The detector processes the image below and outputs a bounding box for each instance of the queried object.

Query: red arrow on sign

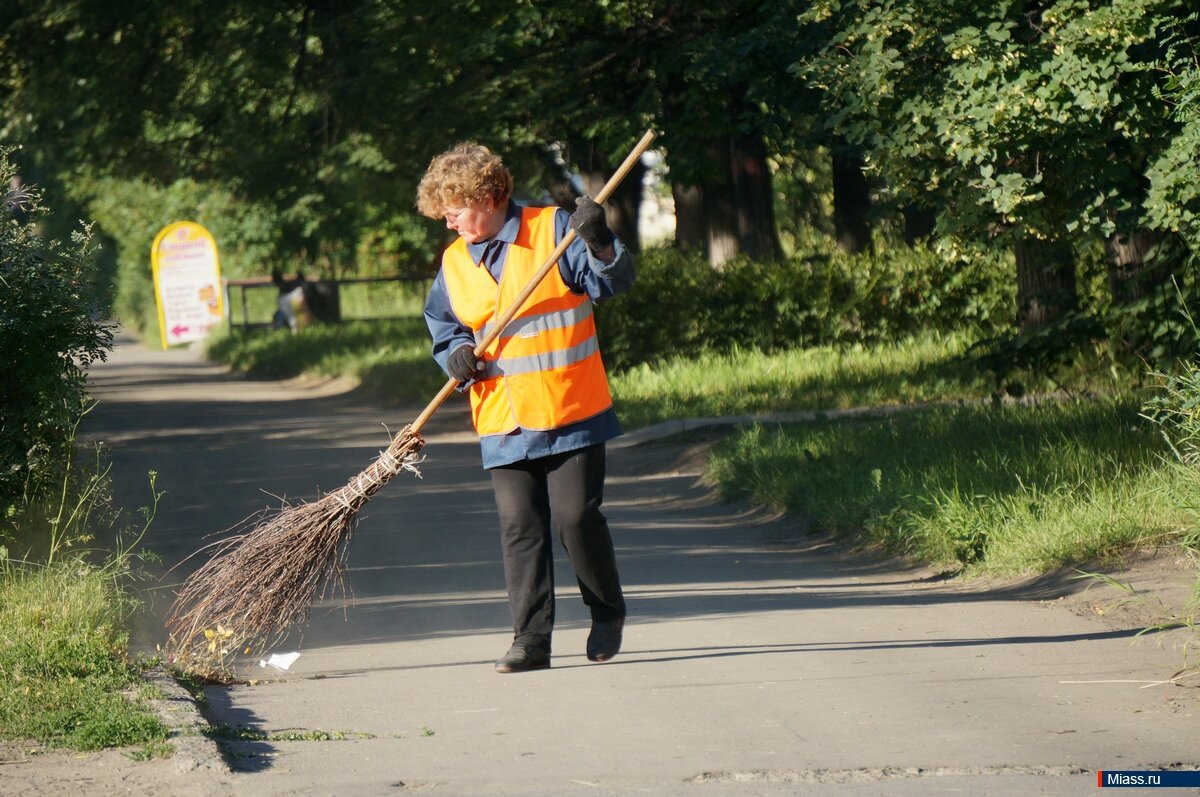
[171,324,190,337]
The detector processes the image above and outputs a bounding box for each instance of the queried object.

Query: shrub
[0,152,112,520]
[596,241,1012,372]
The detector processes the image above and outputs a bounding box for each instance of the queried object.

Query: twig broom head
[165,426,425,680]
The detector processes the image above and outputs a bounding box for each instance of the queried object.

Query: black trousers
[490,443,626,652]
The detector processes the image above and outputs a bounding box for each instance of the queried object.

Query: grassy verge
[208,321,999,422]
[206,318,446,405]
[708,398,1192,576]
[608,333,993,428]
[0,558,169,753]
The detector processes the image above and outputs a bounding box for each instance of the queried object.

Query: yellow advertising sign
[151,221,224,349]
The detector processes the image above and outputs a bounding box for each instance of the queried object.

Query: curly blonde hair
[416,142,513,219]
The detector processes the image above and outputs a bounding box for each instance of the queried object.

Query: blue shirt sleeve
[423,270,476,376]
[553,208,636,302]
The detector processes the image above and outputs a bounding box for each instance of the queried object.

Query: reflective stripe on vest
[440,205,614,436]
[483,336,599,379]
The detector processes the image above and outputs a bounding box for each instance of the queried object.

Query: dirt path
[4,333,1198,796]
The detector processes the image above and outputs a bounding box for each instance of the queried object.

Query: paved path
[15,334,1200,795]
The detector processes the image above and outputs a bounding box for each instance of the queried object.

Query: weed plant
[709,399,1189,574]
[0,561,168,751]
[0,427,168,753]
[1144,354,1200,605]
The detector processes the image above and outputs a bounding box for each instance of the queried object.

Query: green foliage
[1144,14,1200,250]
[0,560,168,751]
[596,242,1013,372]
[709,399,1187,571]
[1143,335,1200,556]
[969,250,1200,393]
[5,0,1199,376]
[802,0,1179,243]
[0,153,112,519]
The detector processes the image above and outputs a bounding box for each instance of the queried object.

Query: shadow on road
[82,338,1113,661]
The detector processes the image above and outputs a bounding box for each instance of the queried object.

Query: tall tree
[802,0,1188,332]
[539,0,795,266]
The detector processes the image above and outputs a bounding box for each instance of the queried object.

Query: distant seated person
[271,268,312,333]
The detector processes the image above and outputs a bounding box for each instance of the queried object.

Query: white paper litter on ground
[258,651,301,671]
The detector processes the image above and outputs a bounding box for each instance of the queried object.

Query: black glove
[569,196,614,252]
[447,344,484,382]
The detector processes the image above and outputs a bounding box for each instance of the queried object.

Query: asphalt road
[71,333,1199,796]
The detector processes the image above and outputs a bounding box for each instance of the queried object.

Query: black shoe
[494,643,550,673]
[586,618,624,662]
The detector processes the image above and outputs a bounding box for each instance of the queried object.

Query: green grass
[0,560,169,751]
[708,398,1191,574]
[208,322,998,421]
[608,333,992,428]
[204,723,374,742]
[207,317,446,405]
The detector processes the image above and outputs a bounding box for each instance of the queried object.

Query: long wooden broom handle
[409,129,658,435]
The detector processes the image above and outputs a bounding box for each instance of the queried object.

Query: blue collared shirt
[423,201,636,469]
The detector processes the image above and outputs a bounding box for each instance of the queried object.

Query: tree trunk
[1015,237,1076,332]
[702,139,740,269]
[832,140,872,255]
[575,140,645,253]
[1105,230,1174,305]
[584,162,644,254]
[730,127,783,261]
[544,178,579,213]
[902,205,937,246]
[537,144,581,212]
[671,181,706,254]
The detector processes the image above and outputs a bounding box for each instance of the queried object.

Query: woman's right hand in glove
[448,344,484,382]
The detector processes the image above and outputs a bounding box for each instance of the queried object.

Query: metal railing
[222,275,430,333]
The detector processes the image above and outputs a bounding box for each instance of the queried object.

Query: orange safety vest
[441,205,614,436]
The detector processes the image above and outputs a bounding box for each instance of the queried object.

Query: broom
[165,130,658,678]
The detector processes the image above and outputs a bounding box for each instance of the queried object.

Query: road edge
[140,666,231,775]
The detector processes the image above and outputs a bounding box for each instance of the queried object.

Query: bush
[596,242,1013,372]
[0,153,112,520]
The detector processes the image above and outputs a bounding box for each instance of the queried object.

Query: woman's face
[444,198,504,244]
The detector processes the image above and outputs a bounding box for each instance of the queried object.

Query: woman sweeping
[418,142,634,673]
